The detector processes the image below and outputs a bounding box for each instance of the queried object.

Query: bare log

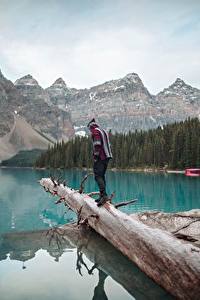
[39,178,200,299]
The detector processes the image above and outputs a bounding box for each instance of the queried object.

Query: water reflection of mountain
[0,225,172,300]
[0,229,73,262]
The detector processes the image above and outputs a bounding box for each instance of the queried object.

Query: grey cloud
[0,0,199,93]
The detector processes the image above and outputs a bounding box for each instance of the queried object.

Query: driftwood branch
[79,173,93,194]
[77,206,83,225]
[50,170,64,186]
[108,191,115,203]
[87,191,100,197]
[114,199,137,209]
[50,176,57,187]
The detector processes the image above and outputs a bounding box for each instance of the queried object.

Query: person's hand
[94,154,100,162]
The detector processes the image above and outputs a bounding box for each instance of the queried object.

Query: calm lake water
[0,168,200,300]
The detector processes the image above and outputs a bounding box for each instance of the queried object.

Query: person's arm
[93,130,102,160]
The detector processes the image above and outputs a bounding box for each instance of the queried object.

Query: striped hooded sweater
[90,124,112,161]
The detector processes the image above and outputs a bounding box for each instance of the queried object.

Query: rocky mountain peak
[158,78,191,96]
[108,72,144,92]
[171,78,187,89]
[174,77,185,84]
[167,78,199,96]
[14,74,39,86]
[122,72,142,85]
[156,78,200,107]
[52,77,67,87]
[46,78,72,107]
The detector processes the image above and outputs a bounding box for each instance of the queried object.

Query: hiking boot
[95,197,101,203]
[97,195,109,207]
[95,192,104,203]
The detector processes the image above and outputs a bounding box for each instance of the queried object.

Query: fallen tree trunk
[40,178,200,299]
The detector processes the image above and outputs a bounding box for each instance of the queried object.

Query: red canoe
[185,168,200,177]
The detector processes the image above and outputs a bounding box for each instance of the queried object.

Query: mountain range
[0,68,199,160]
[66,73,200,134]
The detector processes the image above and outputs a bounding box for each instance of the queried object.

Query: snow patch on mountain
[75,130,86,137]
[74,125,85,130]
[89,92,97,101]
[113,85,125,92]
[150,116,156,123]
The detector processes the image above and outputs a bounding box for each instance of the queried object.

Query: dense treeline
[35,118,200,169]
[1,149,44,167]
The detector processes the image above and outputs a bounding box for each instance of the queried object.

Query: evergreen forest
[35,118,200,170]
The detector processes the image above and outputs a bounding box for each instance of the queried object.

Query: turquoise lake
[0,168,200,300]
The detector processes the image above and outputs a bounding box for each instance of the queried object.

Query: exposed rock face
[0,71,74,160]
[155,78,200,124]
[13,74,74,141]
[157,78,200,104]
[1,69,200,153]
[67,73,160,132]
[0,70,23,137]
[45,77,74,109]
[66,74,200,133]
[14,74,53,107]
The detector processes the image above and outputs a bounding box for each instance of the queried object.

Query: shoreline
[0,165,185,174]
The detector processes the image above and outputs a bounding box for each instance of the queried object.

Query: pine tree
[35,118,200,170]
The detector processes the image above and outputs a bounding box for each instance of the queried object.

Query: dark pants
[93,158,109,196]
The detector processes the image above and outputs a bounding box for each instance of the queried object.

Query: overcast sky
[0,0,200,94]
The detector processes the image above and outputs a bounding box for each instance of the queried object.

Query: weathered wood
[133,210,200,248]
[39,178,200,299]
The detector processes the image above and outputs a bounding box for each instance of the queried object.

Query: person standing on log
[87,119,112,206]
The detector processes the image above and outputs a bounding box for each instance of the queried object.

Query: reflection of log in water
[0,225,171,300]
[62,225,172,300]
